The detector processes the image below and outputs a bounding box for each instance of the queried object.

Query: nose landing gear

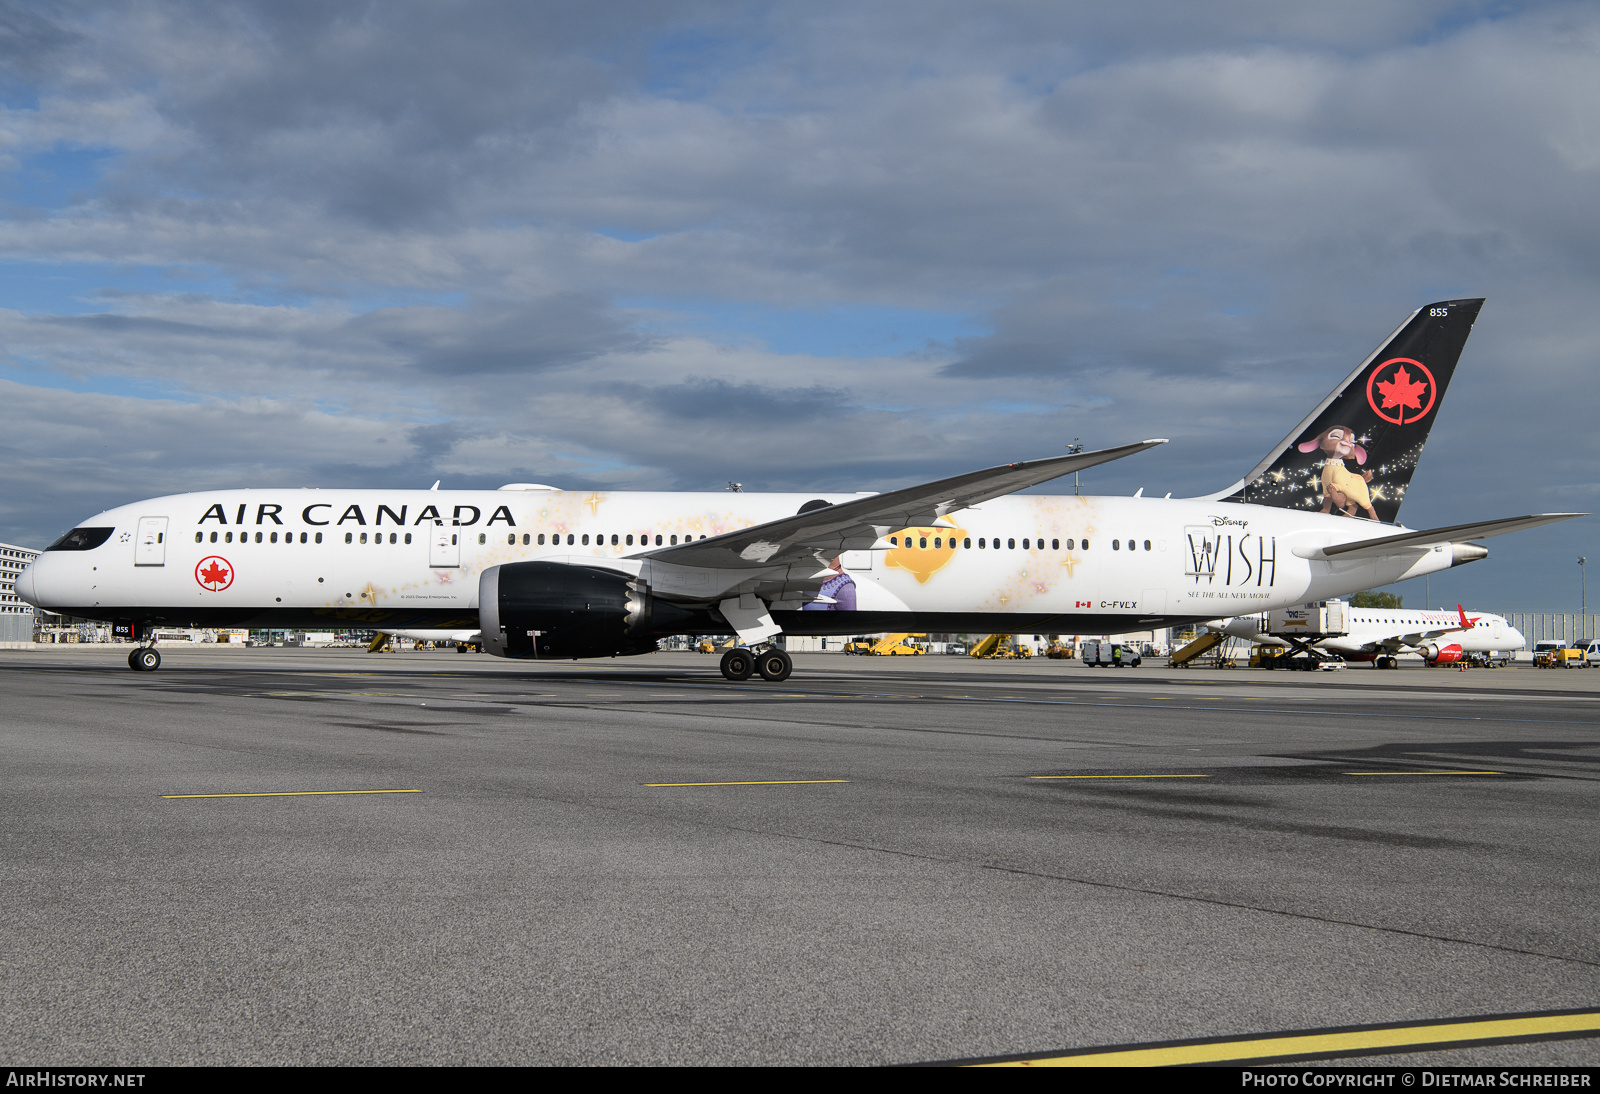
[719,645,792,683]
[128,646,161,672]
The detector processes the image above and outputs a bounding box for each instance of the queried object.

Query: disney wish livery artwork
[803,555,857,611]
[1225,300,1483,525]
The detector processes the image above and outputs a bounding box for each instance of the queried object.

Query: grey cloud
[347,293,652,377]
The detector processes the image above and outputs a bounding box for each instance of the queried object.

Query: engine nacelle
[1422,642,1465,665]
[479,561,661,660]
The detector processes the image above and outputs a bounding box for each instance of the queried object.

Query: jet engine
[478,561,695,659]
[1421,642,1465,665]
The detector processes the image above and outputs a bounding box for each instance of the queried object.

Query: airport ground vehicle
[20,299,1580,683]
[970,634,1031,659]
[1081,640,1141,668]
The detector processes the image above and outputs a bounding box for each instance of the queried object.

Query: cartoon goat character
[1298,425,1377,519]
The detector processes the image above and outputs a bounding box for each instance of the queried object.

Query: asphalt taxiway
[2,646,1598,1065]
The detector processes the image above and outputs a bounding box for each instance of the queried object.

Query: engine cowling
[479,561,661,659]
[1422,642,1465,665]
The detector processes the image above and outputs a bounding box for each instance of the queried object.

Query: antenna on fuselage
[1066,439,1085,495]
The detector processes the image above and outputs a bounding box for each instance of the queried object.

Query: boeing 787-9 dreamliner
[17,299,1579,681]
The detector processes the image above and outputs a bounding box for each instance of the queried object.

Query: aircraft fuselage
[19,487,1468,640]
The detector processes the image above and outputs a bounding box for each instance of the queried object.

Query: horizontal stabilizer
[1308,513,1583,561]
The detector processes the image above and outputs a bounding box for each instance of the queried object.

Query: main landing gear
[720,646,792,683]
[128,646,161,672]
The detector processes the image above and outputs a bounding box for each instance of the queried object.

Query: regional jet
[16,298,1579,681]
[1207,604,1525,668]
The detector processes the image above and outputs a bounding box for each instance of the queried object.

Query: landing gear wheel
[720,648,755,682]
[755,648,793,682]
[130,647,160,672]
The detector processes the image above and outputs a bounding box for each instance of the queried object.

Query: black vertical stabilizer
[1222,298,1484,524]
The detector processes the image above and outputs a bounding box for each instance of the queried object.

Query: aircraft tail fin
[1220,298,1484,523]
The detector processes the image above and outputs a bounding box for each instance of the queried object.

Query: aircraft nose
[15,561,37,606]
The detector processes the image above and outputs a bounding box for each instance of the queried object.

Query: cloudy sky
[2,0,1597,609]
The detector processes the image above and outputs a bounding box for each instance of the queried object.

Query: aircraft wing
[638,439,1167,570]
[1309,513,1584,561]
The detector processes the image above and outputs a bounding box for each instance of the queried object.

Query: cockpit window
[46,527,115,552]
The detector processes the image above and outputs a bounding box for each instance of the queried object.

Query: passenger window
[359,532,367,544]
[1112,539,1120,550]
[918,537,926,548]
[403,533,410,544]
[626,534,634,546]
[1081,538,1089,549]
[963,538,971,548]
[567,534,575,545]
[1007,538,1015,549]
[1144,540,1152,551]
[345,532,352,543]
[522,534,529,545]
[934,538,942,549]
[582,534,589,546]
[611,534,619,546]
[210,532,218,543]
[537,534,545,545]
[671,535,678,545]
[1066,538,1074,550]
[268,532,276,543]
[478,533,486,545]
[1022,538,1030,549]
[315,533,323,544]
[890,536,898,546]
[508,534,516,545]
[194,532,202,543]
[253,532,262,543]
[978,538,985,548]
[1052,538,1059,550]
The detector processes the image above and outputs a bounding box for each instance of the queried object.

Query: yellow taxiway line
[966,1008,1600,1066]
[162,789,422,799]
[645,779,849,787]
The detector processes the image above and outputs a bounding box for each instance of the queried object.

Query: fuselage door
[429,527,460,568]
[135,517,168,566]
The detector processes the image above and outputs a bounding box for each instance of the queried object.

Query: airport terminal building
[1,541,40,643]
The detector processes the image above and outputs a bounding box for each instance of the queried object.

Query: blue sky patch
[620,298,990,358]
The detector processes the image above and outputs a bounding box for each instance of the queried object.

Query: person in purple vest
[803,555,857,611]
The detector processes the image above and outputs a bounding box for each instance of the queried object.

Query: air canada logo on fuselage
[1366,358,1437,425]
[196,556,233,591]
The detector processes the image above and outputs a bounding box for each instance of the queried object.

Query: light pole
[1067,438,1085,495]
[1581,557,1588,616]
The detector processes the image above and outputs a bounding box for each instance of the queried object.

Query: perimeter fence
[1502,613,1600,645]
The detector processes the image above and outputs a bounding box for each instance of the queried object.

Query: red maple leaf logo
[195,556,233,591]
[1375,366,1427,414]
[1366,358,1437,425]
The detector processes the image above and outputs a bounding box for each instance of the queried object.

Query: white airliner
[1208,604,1525,668]
[15,298,1581,681]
